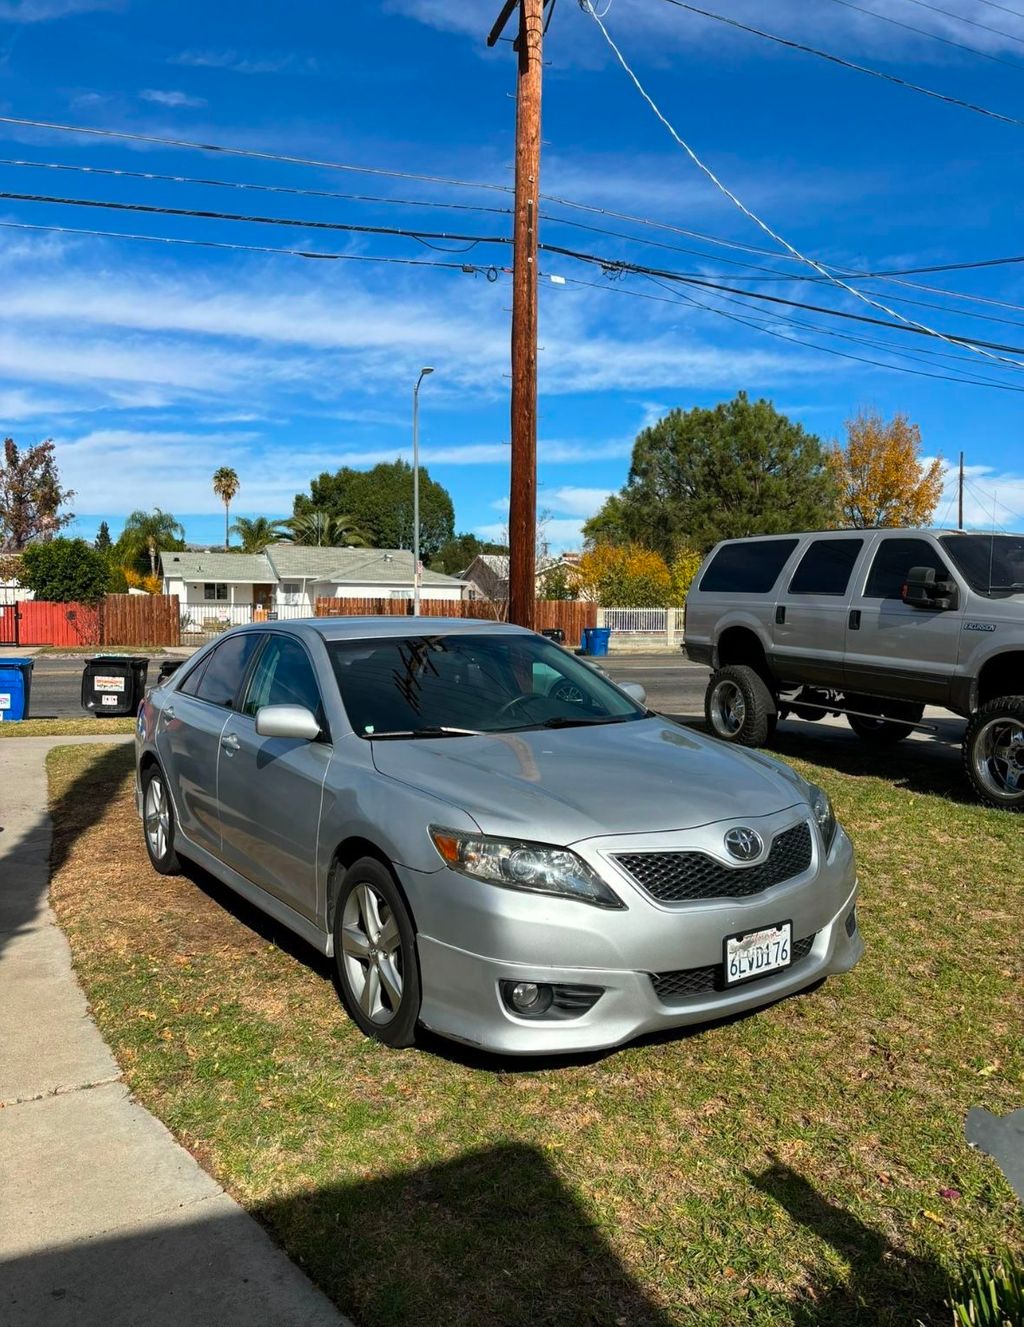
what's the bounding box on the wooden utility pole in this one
[488,0,547,629]
[958,450,965,530]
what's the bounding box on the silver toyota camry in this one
[135,618,863,1055]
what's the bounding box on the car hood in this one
[370,717,806,842]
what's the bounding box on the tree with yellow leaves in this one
[828,410,943,529]
[575,544,674,607]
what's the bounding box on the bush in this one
[670,546,703,604]
[20,538,112,603]
[576,544,673,607]
[950,1253,1024,1326]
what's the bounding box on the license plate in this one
[101,694,119,707]
[724,921,792,986]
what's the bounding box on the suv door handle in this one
[221,732,240,754]
[849,610,861,630]
[775,606,786,625]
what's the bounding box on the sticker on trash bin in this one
[101,694,119,707]
[0,693,9,710]
[94,675,126,692]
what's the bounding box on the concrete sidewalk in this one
[0,737,347,1327]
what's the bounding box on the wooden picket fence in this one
[13,594,181,647]
[314,597,597,644]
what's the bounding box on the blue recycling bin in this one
[0,658,33,722]
[581,627,611,657]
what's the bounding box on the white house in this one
[161,544,468,626]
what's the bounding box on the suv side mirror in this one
[902,566,959,612]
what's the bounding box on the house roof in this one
[161,545,465,588]
[161,551,274,582]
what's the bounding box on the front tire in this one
[333,857,421,1048]
[141,765,181,875]
[963,696,1024,811]
[704,664,777,747]
[846,696,924,745]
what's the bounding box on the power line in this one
[974,0,1024,20]
[0,217,509,274]
[0,189,509,249]
[896,0,1024,49]
[650,0,1024,129]
[583,0,1024,369]
[826,0,1024,71]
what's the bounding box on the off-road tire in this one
[704,664,778,748]
[846,696,924,746]
[963,695,1024,812]
[333,857,421,1048]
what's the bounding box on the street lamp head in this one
[421,366,434,376]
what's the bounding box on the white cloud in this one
[0,0,115,20]
[545,485,613,518]
[139,89,207,109]
[934,460,1024,529]
[170,49,313,75]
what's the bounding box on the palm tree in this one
[212,467,240,550]
[280,510,370,548]
[229,515,288,554]
[118,508,186,577]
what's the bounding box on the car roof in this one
[251,615,535,642]
[711,528,963,544]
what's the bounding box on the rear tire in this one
[333,857,421,1048]
[704,665,777,747]
[141,765,181,875]
[846,696,923,745]
[963,696,1024,811]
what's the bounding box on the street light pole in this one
[412,366,434,616]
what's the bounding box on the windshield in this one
[327,633,647,738]
[939,534,1024,596]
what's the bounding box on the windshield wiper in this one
[535,715,630,729]
[366,726,483,740]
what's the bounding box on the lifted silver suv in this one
[684,528,1024,810]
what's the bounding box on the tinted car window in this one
[176,653,211,698]
[243,635,325,728]
[864,538,949,600]
[193,632,264,708]
[699,539,799,594]
[788,538,863,596]
[940,533,1024,596]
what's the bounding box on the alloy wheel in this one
[144,776,170,861]
[711,679,746,737]
[972,716,1024,800]
[341,883,404,1025]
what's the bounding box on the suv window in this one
[863,537,949,600]
[788,538,864,596]
[242,635,326,730]
[192,632,264,708]
[699,539,799,594]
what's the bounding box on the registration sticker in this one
[724,921,792,987]
[101,694,120,707]
[94,675,126,693]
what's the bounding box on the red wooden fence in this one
[13,595,181,647]
[17,600,102,647]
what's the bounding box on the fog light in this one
[509,981,552,1014]
[500,980,604,1020]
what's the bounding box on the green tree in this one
[117,508,186,577]
[294,460,455,558]
[433,532,508,575]
[0,437,74,551]
[229,515,288,553]
[94,520,112,553]
[281,510,370,548]
[21,538,112,603]
[583,394,837,557]
[212,467,240,550]
[538,563,579,601]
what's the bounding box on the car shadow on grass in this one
[748,1159,949,1327]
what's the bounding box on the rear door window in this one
[193,632,265,708]
[863,538,949,600]
[788,538,864,596]
[699,539,799,594]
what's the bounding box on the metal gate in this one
[0,592,20,646]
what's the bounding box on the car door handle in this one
[775,606,786,625]
[221,732,240,754]
[849,610,861,630]
[163,705,176,721]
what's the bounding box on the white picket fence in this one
[179,602,312,644]
[597,606,686,649]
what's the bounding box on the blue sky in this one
[1,0,1023,549]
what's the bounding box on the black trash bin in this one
[81,655,149,716]
[156,659,184,685]
[540,627,565,644]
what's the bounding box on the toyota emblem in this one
[725,827,763,862]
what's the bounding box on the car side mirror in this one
[255,704,321,741]
[902,566,959,611]
[620,681,647,705]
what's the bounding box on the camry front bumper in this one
[399,820,863,1056]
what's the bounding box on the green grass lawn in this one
[0,717,136,737]
[47,736,1023,1327]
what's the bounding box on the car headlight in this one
[429,827,625,909]
[809,784,837,852]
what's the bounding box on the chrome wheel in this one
[144,775,170,861]
[972,715,1024,800]
[710,679,745,737]
[341,883,404,1026]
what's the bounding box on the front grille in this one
[615,822,812,903]
[651,933,815,1001]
